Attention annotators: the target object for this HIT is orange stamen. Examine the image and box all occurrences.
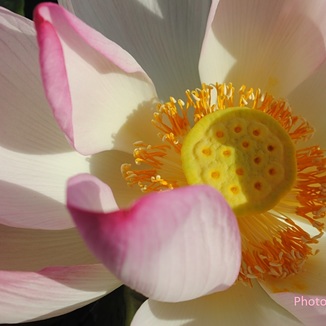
[121,83,325,284]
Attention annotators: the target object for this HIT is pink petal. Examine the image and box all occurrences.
[200,0,326,97]
[0,7,90,229]
[261,234,326,326]
[67,174,241,302]
[0,264,121,323]
[132,281,301,325]
[34,3,157,155]
[59,0,212,100]
[67,173,119,212]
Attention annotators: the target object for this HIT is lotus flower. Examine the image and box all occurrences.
[1,1,325,325]
[59,0,325,324]
[0,0,233,323]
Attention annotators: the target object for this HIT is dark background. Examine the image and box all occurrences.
[24,0,58,19]
[2,286,126,326]
[2,1,127,325]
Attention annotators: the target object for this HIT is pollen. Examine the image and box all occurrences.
[121,82,325,284]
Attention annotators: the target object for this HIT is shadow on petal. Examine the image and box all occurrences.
[111,98,159,153]
[133,282,301,325]
[209,0,326,97]
[63,0,210,100]
[0,223,97,271]
[0,20,72,154]
[0,181,74,230]
[89,150,142,209]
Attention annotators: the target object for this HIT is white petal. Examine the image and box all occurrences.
[0,223,96,271]
[0,264,121,323]
[59,0,212,100]
[35,3,158,155]
[200,0,326,97]
[0,7,71,154]
[288,60,326,147]
[132,281,302,325]
[261,234,326,326]
[0,148,89,229]
[89,150,144,207]
[0,7,91,230]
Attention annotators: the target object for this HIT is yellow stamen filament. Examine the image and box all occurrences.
[121,83,325,284]
[291,146,325,230]
[238,211,321,284]
[121,142,186,192]
[152,97,190,153]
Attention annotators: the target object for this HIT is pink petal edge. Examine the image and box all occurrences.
[34,3,151,73]
[34,3,157,155]
[67,174,241,302]
[34,7,73,145]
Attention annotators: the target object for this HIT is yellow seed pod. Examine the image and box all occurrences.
[181,107,297,216]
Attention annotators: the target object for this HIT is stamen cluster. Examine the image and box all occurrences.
[121,83,325,283]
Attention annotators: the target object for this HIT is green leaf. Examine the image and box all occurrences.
[124,287,147,325]
[0,0,25,16]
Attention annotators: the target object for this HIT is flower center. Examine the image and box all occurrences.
[121,83,325,284]
[181,107,296,216]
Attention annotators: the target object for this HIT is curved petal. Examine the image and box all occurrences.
[261,235,326,326]
[58,0,212,100]
[0,148,89,230]
[34,3,158,155]
[0,223,96,271]
[199,0,326,97]
[0,7,70,154]
[89,150,143,208]
[0,7,91,230]
[0,264,121,323]
[288,59,326,147]
[67,174,119,212]
[67,174,241,302]
[132,281,301,325]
